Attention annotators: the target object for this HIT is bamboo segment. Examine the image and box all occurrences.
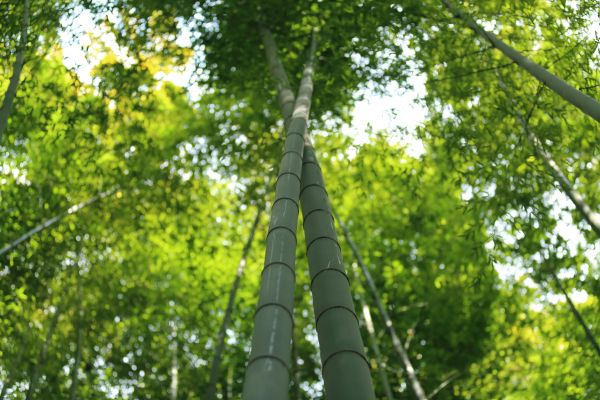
[242,34,317,400]
[0,0,30,140]
[258,24,296,128]
[358,283,396,399]
[0,189,115,257]
[442,0,600,122]
[300,146,376,400]
[26,303,62,400]
[552,272,600,358]
[496,76,600,238]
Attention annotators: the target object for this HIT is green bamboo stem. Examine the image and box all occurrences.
[69,269,83,400]
[170,323,178,400]
[441,0,600,122]
[0,189,115,257]
[299,145,376,400]
[26,303,62,400]
[242,32,317,400]
[258,24,296,128]
[0,0,30,140]
[496,76,600,237]
[358,294,395,399]
[551,272,600,357]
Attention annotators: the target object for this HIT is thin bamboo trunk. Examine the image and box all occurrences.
[333,211,428,400]
[258,25,296,128]
[524,126,600,237]
[260,25,302,400]
[299,146,375,400]
[442,0,600,122]
[552,272,600,357]
[427,372,459,399]
[242,32,317,400]
[69,271,83,400]
[170,324,178,400]
[0,383,7,400]
[0,0,30,140]
[291,334,302,400]
[0,189,114,257]
[206,209,262,400]
[349,250,394,399]
[496,77,600,237]
[226,365,234,400]
[360,297,395,400]
[26,304,62,400]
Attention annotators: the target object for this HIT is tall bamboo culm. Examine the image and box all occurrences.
[495,75,600,237]
[299,145,376,400]
[442,0,600,122]
[242,33,317,400]
[0,0,30,140]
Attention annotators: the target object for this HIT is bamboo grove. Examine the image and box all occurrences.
[1,0,599,399]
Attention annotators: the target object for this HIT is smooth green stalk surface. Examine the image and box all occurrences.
[442,0,600,122]
[242,33,317,400]
[300,145,375,400]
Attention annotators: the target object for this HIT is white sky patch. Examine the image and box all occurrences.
[59,8,96,84]
[59,7,139,84]
[545,189,599,262]
[58,9,128,80]
[341,73,428,158]
[1,160,30,185]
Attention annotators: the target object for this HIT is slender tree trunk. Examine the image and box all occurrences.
[525,127,600,237]
[427,372,459,399]
[359,297,395,400]
[262,24,377,398]
[69,271,83,400]
[170,324,178,400]
[552,272,600,357]
[0,189,115,257]
[26,304,62,400]
[206,209,262,399]
[333,211,428,400]
[0,0,30,140]
[260,26,303,400]
[225,365,234,400]
[291,334,302,400]
[69,320,83,400]
[258,25,296,128]
[349,250,394,399]
[442,0,600,122]
[0,382,7,400]
[496,77,600,237]
[299,145,376,400]
[242,33,317,400]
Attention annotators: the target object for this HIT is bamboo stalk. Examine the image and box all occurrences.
[442,0,600,122]
[242,32,318,400]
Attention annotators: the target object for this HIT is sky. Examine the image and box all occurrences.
[57,7,598,305]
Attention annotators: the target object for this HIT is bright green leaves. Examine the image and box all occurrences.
[0,1,598,399]
[458,289,600,398]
